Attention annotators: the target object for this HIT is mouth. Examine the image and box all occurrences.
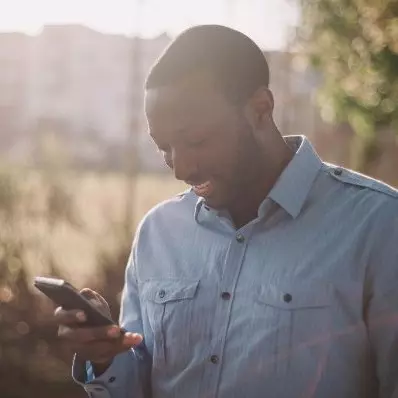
[191,180,214,197]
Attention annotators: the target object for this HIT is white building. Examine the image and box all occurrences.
[0,32,31,150]
[0,25,322,170]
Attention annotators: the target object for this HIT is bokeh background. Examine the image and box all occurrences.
[0,1,397,396]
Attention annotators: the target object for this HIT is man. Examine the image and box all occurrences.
[55,25,398,398]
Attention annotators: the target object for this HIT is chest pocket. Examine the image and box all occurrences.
[256,280,331,310]
[253,279,332,374]
[140,278,199,367]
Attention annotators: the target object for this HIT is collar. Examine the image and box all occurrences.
[267,135,322,218]
[194,135,323,221]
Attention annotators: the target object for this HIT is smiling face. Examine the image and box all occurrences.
[145,74,264,210]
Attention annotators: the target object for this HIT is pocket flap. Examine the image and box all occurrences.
[141,279,199,304]
[257,280,331,310]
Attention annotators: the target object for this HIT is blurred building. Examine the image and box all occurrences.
[0,25,170,168]
[0,25,325,171]
[0,32,32,152]
[26,25,170,169]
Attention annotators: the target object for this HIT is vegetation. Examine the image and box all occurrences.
[298,0,398,172]
[0,168,183,397]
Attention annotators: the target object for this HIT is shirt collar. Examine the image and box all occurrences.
[267,135,322,218]
[194,135,322,221]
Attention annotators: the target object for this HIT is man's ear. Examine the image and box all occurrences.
[244,87,274,131]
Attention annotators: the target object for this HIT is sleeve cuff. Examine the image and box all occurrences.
[72,354,118,385]
[72,349,148,398]
[86,361,95,382]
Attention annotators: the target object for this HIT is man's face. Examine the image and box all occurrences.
[145,76,261,209]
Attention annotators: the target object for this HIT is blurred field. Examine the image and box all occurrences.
[4,169,185,285]
[0,168,189,398]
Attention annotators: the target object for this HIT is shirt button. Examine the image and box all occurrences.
[158,289,166,299]
[236,233,245,243]
[283,293,292,303]
[334,168,343,176]
[210,355,219,364]
[108,376,116,383]
[221,292,231,300]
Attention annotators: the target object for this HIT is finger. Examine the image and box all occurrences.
[80,288,110,312]
[54,307,87,325]
[80,288,98,301]
[121,332,143,348]
[58,324,72,338]
[68,340,128,363]
[58,324,123,343]
[90,293,111,315]
[92,291,110,308]
[80,289,100,309]
[78,289,112,322]
[67,333,143,362]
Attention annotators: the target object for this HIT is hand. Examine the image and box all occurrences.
[54,288,143,373]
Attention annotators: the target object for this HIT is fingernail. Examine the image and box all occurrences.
[132,333,143,342]
[125,332,143,343]
[107,327,120,338]
[76,312,86,322]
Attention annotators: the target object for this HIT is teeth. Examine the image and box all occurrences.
[194,181,210,189]
[193,181,213,197]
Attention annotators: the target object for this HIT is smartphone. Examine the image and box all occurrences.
[34,276,117,328]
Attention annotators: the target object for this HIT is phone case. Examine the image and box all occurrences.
[34,277,115,327]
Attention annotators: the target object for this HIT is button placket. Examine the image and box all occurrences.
[201,227,251,394]
[198,226,253,397]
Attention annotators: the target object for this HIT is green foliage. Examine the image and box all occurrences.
[299,0,398,139]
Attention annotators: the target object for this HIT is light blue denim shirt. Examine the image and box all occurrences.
[73,136,398,398]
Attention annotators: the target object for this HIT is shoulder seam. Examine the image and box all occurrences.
[321,163,398,199]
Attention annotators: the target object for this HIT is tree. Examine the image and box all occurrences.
[297,0,398,172]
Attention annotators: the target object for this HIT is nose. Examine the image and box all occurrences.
[171,147,199,182]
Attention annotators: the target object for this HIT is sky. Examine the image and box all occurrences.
[0,0,299,49]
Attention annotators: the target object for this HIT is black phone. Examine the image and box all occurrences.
[33,276,116,328]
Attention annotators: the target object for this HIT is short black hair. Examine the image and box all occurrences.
[145,25,270,104]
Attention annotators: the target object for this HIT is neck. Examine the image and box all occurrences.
[229,133,294,229]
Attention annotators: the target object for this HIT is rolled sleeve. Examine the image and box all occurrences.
[71,247,151,398]
[72,350,140,398]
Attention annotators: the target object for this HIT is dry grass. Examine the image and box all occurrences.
[0,169,187,397]
[9,170,185,285]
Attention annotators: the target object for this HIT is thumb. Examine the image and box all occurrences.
[80,288,104,308]
[80,288,112,317]
[80,288,98,301]
[122,332,143,348]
